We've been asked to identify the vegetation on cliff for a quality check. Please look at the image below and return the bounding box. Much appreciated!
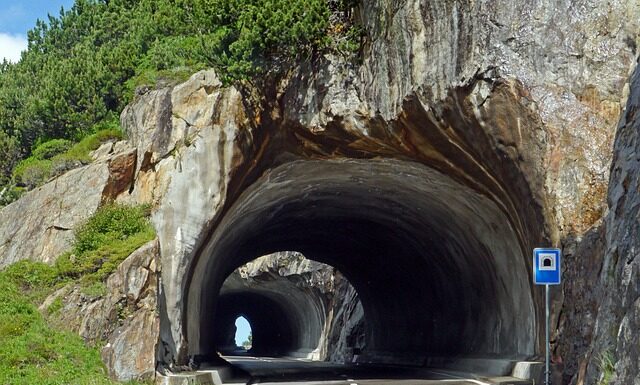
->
[0,282,113,385]
[0,204,155,384]
[0,0,361,205]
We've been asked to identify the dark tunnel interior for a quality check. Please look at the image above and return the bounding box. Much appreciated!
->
[215,292,295,356]
[186,158,537,366]
[214,252,364,362]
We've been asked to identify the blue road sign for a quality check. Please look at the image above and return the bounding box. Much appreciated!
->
[533,248,561,285]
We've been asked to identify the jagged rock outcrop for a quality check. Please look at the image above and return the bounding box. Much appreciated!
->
[324,271,365,363]
[41,240,160,382]
[582,60,640,385]
[555,226,606,384]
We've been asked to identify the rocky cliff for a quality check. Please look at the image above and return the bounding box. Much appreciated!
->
[0,1,639,384]
[583,58,640,385]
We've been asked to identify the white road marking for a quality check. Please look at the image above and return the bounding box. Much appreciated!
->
[439,380,491,385]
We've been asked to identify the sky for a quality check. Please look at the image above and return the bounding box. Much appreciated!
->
[0,0,74,62]
[235,316,252,346]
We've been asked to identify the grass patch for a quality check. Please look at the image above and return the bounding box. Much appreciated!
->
[81,282,108,299]
[47,297,64,316]
[598,350,616,385]
[12,122,124,190]
[0,203,156,384]
[1,261,62,304]
[0,272,115,385]
[56,204,155,286]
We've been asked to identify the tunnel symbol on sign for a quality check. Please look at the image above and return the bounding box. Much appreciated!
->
[538,253,556,271]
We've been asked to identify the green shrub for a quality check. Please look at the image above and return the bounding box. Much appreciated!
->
[53,126,124,166]
[0,131,20,181]
[10,124,124,191]
[74,204,152,253]
[203,0,333,82]
[0,0,362,166]
[56,204,155,285]
[31,139,73,160]
[0,183,25,207]
[12,158,53,189]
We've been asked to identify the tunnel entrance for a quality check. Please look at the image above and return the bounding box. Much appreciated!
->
[186,159,537,367]
[214,252,365,362]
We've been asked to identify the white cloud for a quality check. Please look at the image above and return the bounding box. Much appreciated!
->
[0,33,27,63]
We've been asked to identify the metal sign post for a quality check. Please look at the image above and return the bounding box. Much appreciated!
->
[545,283,550,385]
[533,248,562,385]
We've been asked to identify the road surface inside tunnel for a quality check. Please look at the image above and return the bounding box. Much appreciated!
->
[223,356,531,385]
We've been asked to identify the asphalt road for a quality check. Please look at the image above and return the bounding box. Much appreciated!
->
[223,356,500,385]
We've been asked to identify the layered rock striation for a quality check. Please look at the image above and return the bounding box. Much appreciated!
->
[583,59,640,385]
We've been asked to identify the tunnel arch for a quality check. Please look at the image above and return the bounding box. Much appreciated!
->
[186,158,537,364]
[214,252,363,360]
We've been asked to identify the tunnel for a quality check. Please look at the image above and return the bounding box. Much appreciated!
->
[212,251,365,361]
[215,292,297,356]
[213,259,335,359]
[185,158,537,366]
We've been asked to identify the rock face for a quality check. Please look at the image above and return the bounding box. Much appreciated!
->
[0,145,136,268]
[113,0,637,377]
[218,252,365,362]
[582,61,640,385]
[0,1,639,383]
[41,240,160,382]
[555,226,606,384]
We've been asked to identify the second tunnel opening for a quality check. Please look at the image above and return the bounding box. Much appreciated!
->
[215,252,365,362]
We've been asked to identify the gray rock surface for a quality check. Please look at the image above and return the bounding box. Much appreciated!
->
[120,69,254,364]
[42,240,160,382]
[583,59,640,385]
[0,144,136,268]
[555,226,606,384]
